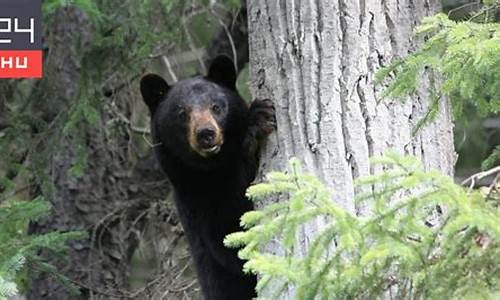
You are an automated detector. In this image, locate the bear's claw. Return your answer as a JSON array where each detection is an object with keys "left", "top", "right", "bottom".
[{"left": 249, "top": 98, "right": 276, "bottom": 139}]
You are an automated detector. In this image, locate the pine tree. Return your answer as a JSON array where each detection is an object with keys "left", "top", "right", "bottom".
[{"left": 226, "top": 153, "right": 499, "bottom": 299}]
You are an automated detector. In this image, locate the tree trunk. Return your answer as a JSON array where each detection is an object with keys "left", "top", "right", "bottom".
[{"left": 248, "top": 0, "right": 455, "bottom": 295}]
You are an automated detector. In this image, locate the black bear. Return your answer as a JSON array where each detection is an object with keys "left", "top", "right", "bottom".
[{"left": 140, "top": 55, "right": 275, "bottom": 299}]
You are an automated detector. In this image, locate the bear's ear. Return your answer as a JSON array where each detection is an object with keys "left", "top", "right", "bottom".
[
  {"left": 206, "top": 55, "right": 237, "bottom": 89},
  {"left": 140, "top": 74, "right": 169, "bottom": 113}
]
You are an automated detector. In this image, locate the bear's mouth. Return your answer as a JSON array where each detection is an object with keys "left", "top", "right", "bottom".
[
  {"left": 197, "top": 144, "right": 221, "bottom": 157},
  {"left": 187, "top": 108, "right": 224, "bottom": 158}
]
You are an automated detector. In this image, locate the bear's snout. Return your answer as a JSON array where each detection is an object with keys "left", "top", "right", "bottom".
[
  {"left": 197, "top": 127, "right": 216, "bottom": 148},
  {"left": 188, "top": 109, "right": 224, "bottom": 157}
]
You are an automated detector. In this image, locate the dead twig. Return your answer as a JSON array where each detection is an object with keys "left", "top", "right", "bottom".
[
  {"left": 447, "top": 1, "right": 481, "bottom": 17},
  {"left": 461, "top": 166, "right": 500, "bottom": 189}
]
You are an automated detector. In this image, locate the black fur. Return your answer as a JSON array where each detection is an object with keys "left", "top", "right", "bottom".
[{"left": 140, "top": 56, "right": 275, "bottom": 300}]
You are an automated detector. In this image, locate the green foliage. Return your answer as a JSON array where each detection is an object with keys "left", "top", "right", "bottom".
[
  {"left": 223, "top": 0, "right": 241, "bottom": 10},
  {"left": 226, "top": 153, "right": 499, "bottom": 299},
  {"left": 377, "top": 3, "right": 499, "bottom": 174},
  {"left": 43, "top": 0, "right": 102, "bottom": 21},
  {"left": 375, "top": 10, "right": 500, "bottom": 132},
  {"left": 0, "top": 197, "right": 86, "bottom": 299},
  {"left": 483, "top": 145, "right": 500, "bottom": 170}
]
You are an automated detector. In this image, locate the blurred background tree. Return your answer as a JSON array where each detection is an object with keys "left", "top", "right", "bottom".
[{"left": 442, "top": 0, "right": 500, "bottom": 180}]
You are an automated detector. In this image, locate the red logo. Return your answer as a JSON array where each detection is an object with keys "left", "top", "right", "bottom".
[{"left": 0, "top": 50, "right": 42, "bottom": 78}]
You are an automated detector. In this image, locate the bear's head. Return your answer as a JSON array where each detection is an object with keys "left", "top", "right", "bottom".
[{"left": 140, "top": 56, "right": 248, "bottom": 165}]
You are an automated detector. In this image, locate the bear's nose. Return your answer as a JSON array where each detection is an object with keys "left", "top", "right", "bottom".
[{"left": 196, "top": 127, "right": 216, "bottom": 148}]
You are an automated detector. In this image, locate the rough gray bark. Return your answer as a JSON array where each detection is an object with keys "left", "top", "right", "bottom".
[{"left": 248, "top": 0, "right": 455, "bottom": 296}]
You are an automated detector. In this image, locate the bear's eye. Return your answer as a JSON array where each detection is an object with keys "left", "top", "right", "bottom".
[
  {"left": 212, "top": 104, "right": 222, "bottom": 114},
  {"left": 177, "top": 108, "right": 187, "bottom": 120}
]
